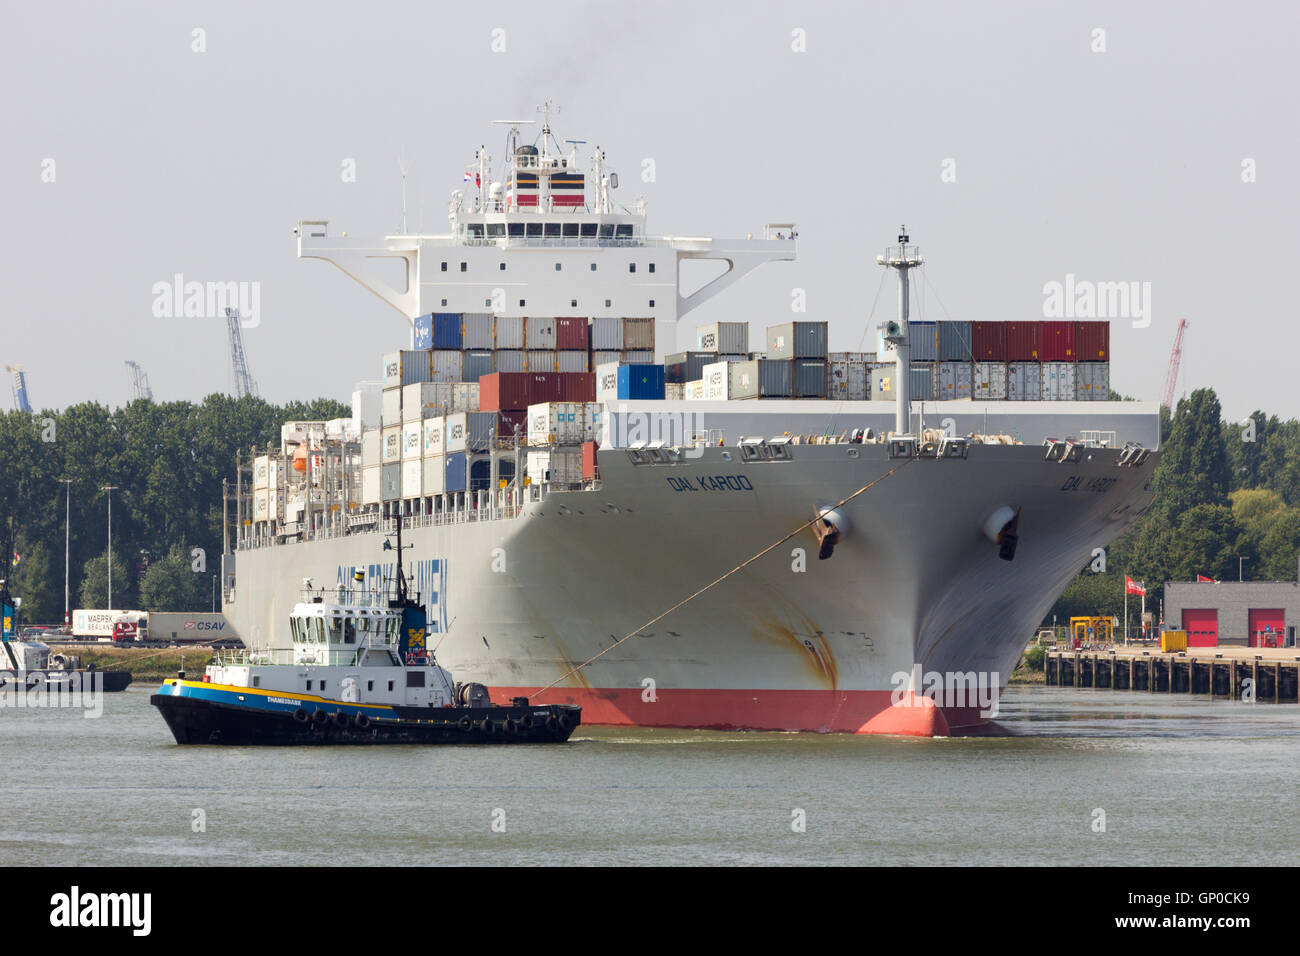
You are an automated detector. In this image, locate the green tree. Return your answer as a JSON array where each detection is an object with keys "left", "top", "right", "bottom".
[
  {"left": 9, "top": 540, "right": 59, "bottom": 624},
  {"left": 1257, "top": 511, "right": 1300, "bottom": 581},
  {"left": 138, "top": 544, "right": 209, "bottom": 611},
  {"left": 78, "top": 549, "right": 135, "bottom": 609},
  {"left": 1148, "top": 389, "right": 1230, "bottom": 523}
]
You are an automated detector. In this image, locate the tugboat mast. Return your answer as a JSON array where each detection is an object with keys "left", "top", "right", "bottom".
[{"left": 878, "top": 227, "right": 924, "bottom": 436}]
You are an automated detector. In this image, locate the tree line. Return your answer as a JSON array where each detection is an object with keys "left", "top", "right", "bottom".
[
  {"left": 1049, "top": 388, "right": 1300, "bottom": 625},
  {"left": 1, "top": 395, "right": 347, "bottom": 622}
]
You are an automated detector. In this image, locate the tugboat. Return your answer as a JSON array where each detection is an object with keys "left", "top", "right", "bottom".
[
  {"left": 151, "top": 518, "right": 580, "bottom": 745},
  {"left": 1, "top": 524, "right": 131, "bottom": 693}
]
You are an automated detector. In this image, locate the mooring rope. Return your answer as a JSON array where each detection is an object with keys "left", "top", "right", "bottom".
[{"left": 531, "top": 456, "right": 917, "bottom": 699}]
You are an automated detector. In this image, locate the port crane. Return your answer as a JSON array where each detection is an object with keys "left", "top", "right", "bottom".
[
  {"left": 124, "top": 360, "right": 153, "bottom": 402},
  {"left": 225, "top": 308, "right": 259, "bottom": 399},
  {"left": 1161, "top": 318, "right": 1188, "bottom": 411},
  {"left": 5, "top": 365, "right": 31, "bottom": 412}
]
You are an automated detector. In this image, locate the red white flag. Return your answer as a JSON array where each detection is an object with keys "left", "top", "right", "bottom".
[
  {"left": 1125, "top": 576, "right": 1146, "bottom": 596},
  {"left": 1196, "top": 574, "right": 1217, "bottom": 583}
]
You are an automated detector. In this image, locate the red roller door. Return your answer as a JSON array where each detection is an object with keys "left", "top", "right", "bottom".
[
  {"left": 1248, "top": 608, "right": 1284, "bottom": 648},
  {"left": 1182, "top": 608, "right": 1218, "bottom": 647}
]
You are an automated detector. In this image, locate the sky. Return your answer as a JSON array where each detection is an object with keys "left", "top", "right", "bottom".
[{"left": 2, "top": 0, "right": 1297, "bottom": 422}]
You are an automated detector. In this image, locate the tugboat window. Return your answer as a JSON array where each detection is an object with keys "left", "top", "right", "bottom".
[
  {"left": 344, "top": 618, "right": 355, "bottom": 643},
  {"left": 388, "top": 680, "right": 394, "bottom": 691},
  {"left": 407, "top": 672, "right": 426, "bottom": 687},
  {"left": 367, "top": 681, "right": 374, "bottom": 691},
  {"left": 306, "top": 680, "right": 312, "bottom": 690}
]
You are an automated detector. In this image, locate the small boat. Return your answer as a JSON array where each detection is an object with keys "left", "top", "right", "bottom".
[{"left": 151, "top": 520, "right": 579, "bottom": 745}]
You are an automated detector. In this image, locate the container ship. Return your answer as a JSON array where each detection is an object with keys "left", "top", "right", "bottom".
[{"left": 221, "top": 107, "right": 1160, "bottom": 736}]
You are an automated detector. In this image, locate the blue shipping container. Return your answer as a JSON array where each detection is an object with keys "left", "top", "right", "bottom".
[
  {"left": 433, "top": 313, "right": 463, "bottom": 351},
  {"left": 616, "top": 364, "right": 666, "bottom": 400},
  {"left": 445, "top": 452, "right": 467, "bottom": 493},
  {"left": 414, "top": 313, "right": 434, "bottom": 350},
  {"left": 463, "top": 349, "right": 494, "bottom": 383},
  {"left": 937, "top": 321, "right": 973, "bottom": 362},
  {"left": 908, "top": 322, "right": 939, "bottom": 362}
]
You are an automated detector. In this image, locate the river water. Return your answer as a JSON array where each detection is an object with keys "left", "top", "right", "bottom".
[{"left": 4, "top": 684, "right": 1297, "bottom": 866}]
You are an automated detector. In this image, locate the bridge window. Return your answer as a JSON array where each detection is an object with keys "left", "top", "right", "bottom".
[
  {"left": 605, "top": 299, "right": 611, "bottom": 307},
  {"left": 440, "top": 299, "right": 447, "bottom": 307},
  {"left": 544, "top": 223, "right": 561, "bottom": 237},
  {"left": 571, "top": 299, "right": 578, "bottom": 308},
  {"left": 460, "top": 262, "right": 467, "bottom": 272},
  {"left": 526, "top": 223, "right": 542, "bottom": 237},
  {"left": 468, "top": 223, "right": 485, "bottom": 238},
  {"left": 486, "top": 223, "right": 504, "bottom": 238},
  {"left": 599, "top": 224, "right": 614, "bottom": 238},
  {"left": 581, "top": 223, "right": 597, "bottom": 238},
  {"left": 649, "top": 263, "right": 655, "bottom": 273},
  {"left": 563, "top": 223, "right": 579, "bottom": 237},
  {"left": 440, "top": 262, "right": 447, "bottom": 272},
  {"left": 590, "top": 263, "right": 597, "bottom": 271},
  {"left": 519, "top": 299, "right": 525, "bottom": 307},
  {"left": 508, "top": 223, "right": 524, "bottom": 237},
  {"left": 343, "top": 618, "right": 355, "bottom": 644},
  {"left": 499, "top": 262, "right": 506, "bottom": 270},
  {"left": 649, "top": 300, "right": 655, "bottom": 308},
  {"left": 616, "top": 225, "right": 633, "bottom": 238},
  {"left": 629, "top": 263, "right": 636, "bottom": 273},
  {"left": 555, "top": 263, "right": 562, "bottom": 271}
]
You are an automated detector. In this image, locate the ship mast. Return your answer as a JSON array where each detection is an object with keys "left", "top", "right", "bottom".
[{"left": 878, "top": 227, "right": 923, "bottom": 435}]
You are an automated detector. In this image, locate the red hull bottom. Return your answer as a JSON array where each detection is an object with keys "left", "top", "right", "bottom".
[{"left": 494, "top": 686, "right": 999, "bottom": 737}]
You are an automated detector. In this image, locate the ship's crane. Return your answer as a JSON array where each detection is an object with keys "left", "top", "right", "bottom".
[
  {"left": 124, "top": 360, "right": 153, "bottom": 402},
  {"left": 5, "top": 364, "right": 32, "bottom": 413},
  {"left": 1161, "top": 318, "right": 1189, "bottom": 411},
  {"left": 225, "top": 308, "right": 259, "bottom": 399}
]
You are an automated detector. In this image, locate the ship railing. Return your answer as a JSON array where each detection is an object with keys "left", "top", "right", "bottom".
[{"left": 460, "top": 237, "right": 655, "bottom": 249}]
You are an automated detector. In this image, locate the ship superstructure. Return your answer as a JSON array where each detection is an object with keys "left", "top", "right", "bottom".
[{"left": 224, "top": 110, "right": 1160, "bottom": 736}]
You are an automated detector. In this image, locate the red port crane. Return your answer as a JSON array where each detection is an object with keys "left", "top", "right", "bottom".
[{"left": 1161, "top": 318, "right": 1188, "bottom": 411}]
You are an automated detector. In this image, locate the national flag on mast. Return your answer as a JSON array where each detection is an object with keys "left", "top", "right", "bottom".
[{"left": 1125, "top": 576, "right": 1146, "bottom": 596}]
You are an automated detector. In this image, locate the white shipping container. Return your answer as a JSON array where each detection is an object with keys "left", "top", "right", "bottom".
[
  {"left": 1007, "top": 362, "right": 1041, "bottom": 401},
  {"left": 936, "top": 362, "right": 973, "bottom": 400},
  {"left": 684, "top": 380, "right": 706, "bottom": 400},
  {"left": 528, "top": 402, "right": 588, "bottom": 446},
  {"left": 495, "top": 316, "right": 525, "bottom": 350},
  {"left": 973, "top": 362, "right": 1008, "bottom": 400},
  {"left": 527, "top": 448, "right": 583, "bottom": 484},
  {"left": 361, "top": 431, "right": 381, "bottom": 468},
  {"left": 450, "top": 382, "right": 479, "bottom": 413},
  {"left": 665, "top": 383, "right": 684, "bottom": 400},
  {"left": 1042, "top": 362, "right": 1077, "bottom": 401},
  {"left": 402, "top": 422, "right": 423, "bottom": 460},
  {"left": 352, "top": 384, "right": 382, "bottom": 431},
  {"left": 696, "top": 321, "right": 749, "bottom": 355},
  {"left": 421, "top": 453, "right": 446, "bottom": 495},
  {"left": 827, "top": 361, "right": 870, "bottom": 401},
  {"left": 422, "top": 417, "right": 445, "bottom": 456},
  {"left": 402, "top": 458, "right": 423, "bottom": 499},
  {"left": 595, "top": 362, "right": 621, "bottom": 403},
  {"left": 252, "top": 489, "right": 270, "bottom": 522},
  {"left": 253, "top": 455, "right": 270, "bottom": 490},
  {"left": 381, "top": 425, "right": 402, "bottom": 464},
  {"left": 1076, "top": 362, "right": 1110, "bottom": 401},
  {"left": 381, "top": 386, "right": 402, "bottom": 425},
  {"left": 362, "top": 465, "right": 381, "bottom": 505},
  {"left": 267, "top": 458, "right": 282, "bottom": 491},
  {"left": 382, "top": 350, "right": 431, "bottom": 389}
]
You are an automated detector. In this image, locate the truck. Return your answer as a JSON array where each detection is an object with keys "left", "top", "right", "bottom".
[{"left": 73, "top": 609, "right": 239, "bottom": 647}]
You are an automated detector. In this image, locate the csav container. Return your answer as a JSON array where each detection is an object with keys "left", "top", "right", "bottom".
[
  {"left": 431, "top": 313, "right": 463, "bottom": 351},
  {"left": 555, "top": 317, "right": 590, "bottom": 351},
  {"left": 696, "top": 321, "right": 749, "bottom": 355},
  {"left": 936, "top": 361, "right": 973, "bottom": 400},
  {"left": 973, "top": 362, "right": 1008, "bottom": 400},
  {"left": 766, "top": 321, "right": 829, "bottom": 360},
  {"left": 1039, "top": 321, "right": 1075, "bottom": 362},
  {"left": 937, "top": 322, "right": 973, "bottom": 362},
  {"left": 462, "top": 313, "right": 495, "bottom": 350},
  {"left": 971, "top": 322, "right": 1007, "bottom": 362},
  {"left": 1006, "top": 362, "right": 1041, "bottom": 401},
  {"left": 1074, "top": 321, "right": 1109, "bottom": 362}
]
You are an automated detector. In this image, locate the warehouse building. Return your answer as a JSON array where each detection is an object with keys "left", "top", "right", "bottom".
[{"left": 1165, "top": 561, "right": 1300, "bottom": 648}]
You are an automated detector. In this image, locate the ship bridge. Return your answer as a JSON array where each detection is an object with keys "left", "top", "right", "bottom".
[{"left": 294, "top": 104, "right": 794, "bottom": 361}]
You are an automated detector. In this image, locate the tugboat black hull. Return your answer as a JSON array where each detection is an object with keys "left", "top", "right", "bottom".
[{"left": 151, "top": 692, "right": 580, "bottom": 746}]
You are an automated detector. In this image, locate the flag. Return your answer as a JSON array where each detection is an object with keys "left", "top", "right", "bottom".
[
  {"left": 1197, "top": 574, "right": 1217, "bottom": 583},
  {"left": 1125, "top": 576, "right": 1145, "bottom": 596},
  {"left": 10, "top": 551, "right": 18, "bottom": 567}
]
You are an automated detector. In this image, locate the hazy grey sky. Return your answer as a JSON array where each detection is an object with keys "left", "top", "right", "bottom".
[{"left": 3, "top": 1, "right": 1296, "bottom": 421}]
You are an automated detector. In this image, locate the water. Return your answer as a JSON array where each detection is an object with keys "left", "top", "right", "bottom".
[{"left": 4, "top": 685, "right": 1297, "bottom": 866}]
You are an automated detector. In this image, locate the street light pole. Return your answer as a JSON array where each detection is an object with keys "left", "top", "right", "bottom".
[
  {"left": 101, "top": 485, "right": 118, "bottom": 610},
  {"left": 1239, "top": 556, "right": 1247, "bottom": 582},
  {"left": 58, "top": 479, "right": 72, "bottom": 627}
]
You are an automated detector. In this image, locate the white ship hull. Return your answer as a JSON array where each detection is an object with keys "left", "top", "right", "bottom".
[{"left": 225, "top": 440, "right": 1157, "bottom": 735}]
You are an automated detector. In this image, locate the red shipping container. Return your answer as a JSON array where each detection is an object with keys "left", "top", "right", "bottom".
[
  {"left": 497, "top": 410, "right": 526, "bottom": 440},
  {"left": 1005, "top": 322, "right": 1041, "bottom": 361},
  {"left": 555, "top": 317, "right": 590, "bottom": 351},
  {"left": 1040, "top": 321, "right": 1075, "bottom": 362},
  {"left": 971, "top": 322, "right": 1007, "bottom": 362},
  {"left": 581, "top": 441, "right": 599, "bottom": 480},
  {"left": 479, "top": 372, "right": 562, "bottom": 411},
  {"left": 1073, "top": 321, "right": 1109, "bottom": 361},
  {"left": 557, "top": 372, "right": 596, "bottom": 403}
]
